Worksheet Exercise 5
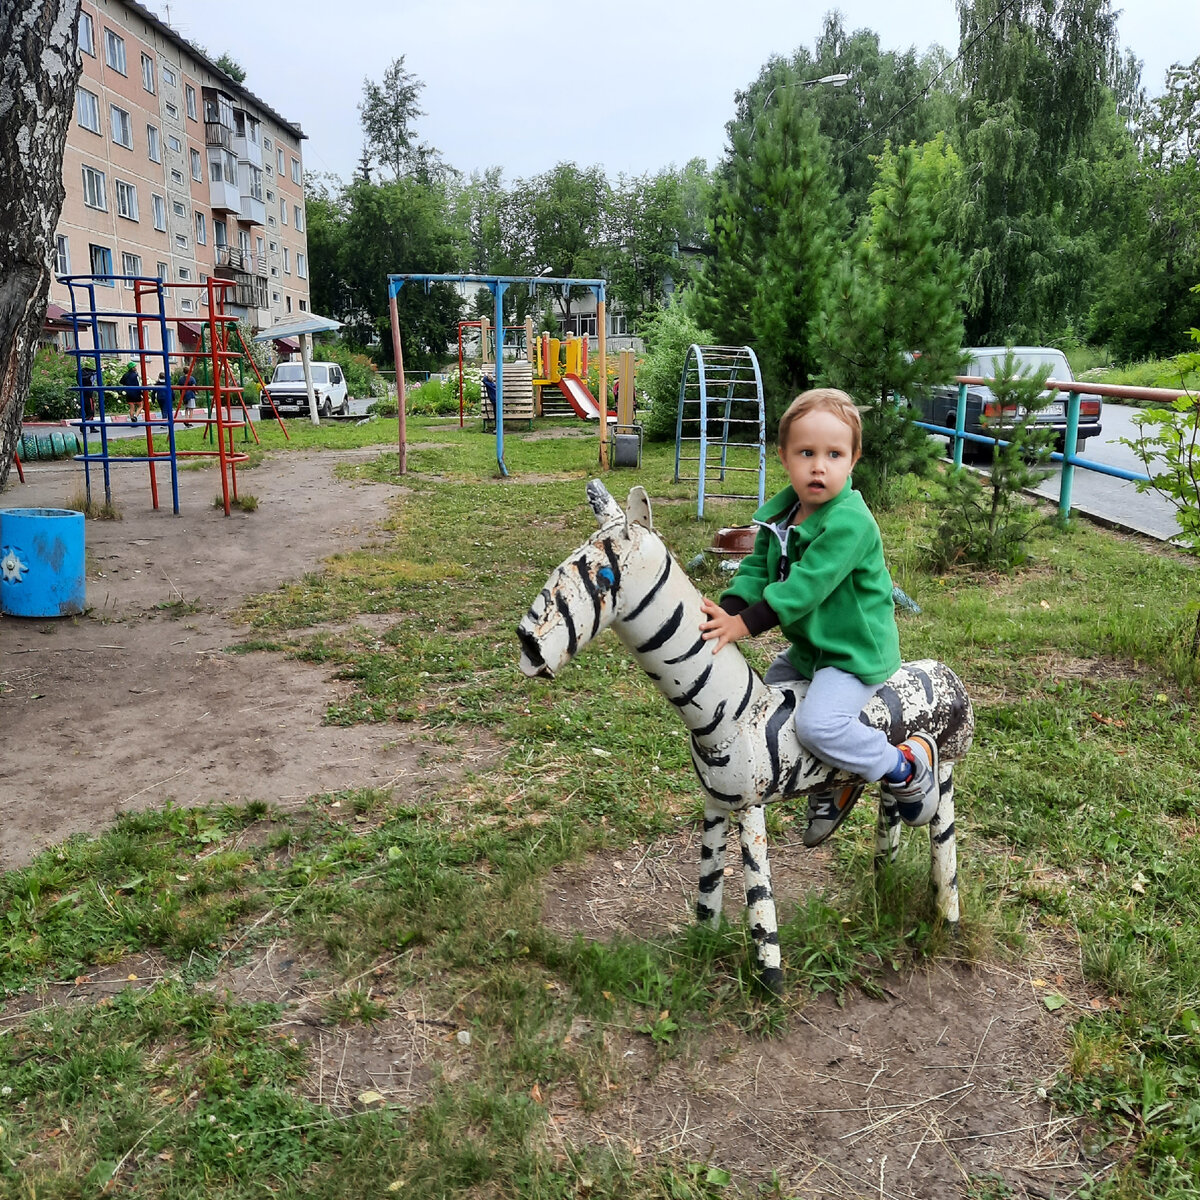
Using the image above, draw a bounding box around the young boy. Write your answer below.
[699,388,939,846]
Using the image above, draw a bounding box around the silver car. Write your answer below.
[913,346,1103,460]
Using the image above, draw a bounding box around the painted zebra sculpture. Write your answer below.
[517,480,975,992]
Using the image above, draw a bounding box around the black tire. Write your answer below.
[321,398,332,418]
[340,398,350,416]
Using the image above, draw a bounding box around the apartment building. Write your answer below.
[49,0,310,356]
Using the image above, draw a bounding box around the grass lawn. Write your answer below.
[3,415,1199,1197]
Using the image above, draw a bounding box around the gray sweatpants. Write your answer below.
[763,651,898,783]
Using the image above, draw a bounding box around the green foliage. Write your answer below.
[25,347,78,420]
[692,84,842,427]
[819,137,966,507]
[313,338,381,398]
[636,301,713,442]
[931,350,1057,568]
[357,55,445,183]
[213,52,246,82]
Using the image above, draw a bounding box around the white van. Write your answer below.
[264,362,350,417]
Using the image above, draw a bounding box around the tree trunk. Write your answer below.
[0,0,82,489]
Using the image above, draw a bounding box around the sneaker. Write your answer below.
[803,782,867,847]
[882,732,940,826]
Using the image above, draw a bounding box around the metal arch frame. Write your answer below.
[674,344,766,518]
[387,273,608,477]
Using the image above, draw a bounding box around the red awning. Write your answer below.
[43,303,78,330]
[177,319,202,343]
[273,336,300,352]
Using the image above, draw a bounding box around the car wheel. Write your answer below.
[321,398,332,418]
[340,398,350,416]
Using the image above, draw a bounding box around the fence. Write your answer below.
[914,377,1190,526]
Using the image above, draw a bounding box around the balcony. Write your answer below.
[239,193,266,226]
[214,245,267,276]
[208,175,241,214]
[205,121,232,150]
[232,130,263,169]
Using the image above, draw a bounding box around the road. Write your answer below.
[1029,404,1183,542]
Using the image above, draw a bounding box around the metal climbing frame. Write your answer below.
[673,345,766,518]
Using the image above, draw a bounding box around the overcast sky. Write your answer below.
[156,0,1196,183]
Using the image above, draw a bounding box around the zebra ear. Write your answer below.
[625,486,653,531]
[586,478,622,526]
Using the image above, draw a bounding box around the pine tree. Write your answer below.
[820,139,967,505]
[693,87,842,430]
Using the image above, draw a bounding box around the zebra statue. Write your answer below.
[517,481,975,992]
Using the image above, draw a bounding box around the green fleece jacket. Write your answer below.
[720,479,902,685]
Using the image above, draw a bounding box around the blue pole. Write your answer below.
[953,382,968,469]
[1058,390,1081,524]
[494,282,508,477]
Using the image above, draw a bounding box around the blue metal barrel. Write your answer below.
[0,508,86,617]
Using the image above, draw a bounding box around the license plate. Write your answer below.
[1043,403,1064,418]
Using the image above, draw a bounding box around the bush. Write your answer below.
[313,338,380,398]
[637,300,713,442]
[25,348,78,421]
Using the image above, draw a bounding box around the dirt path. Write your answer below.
[0,448,465,870]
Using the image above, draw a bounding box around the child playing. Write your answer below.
[699,388,939,846]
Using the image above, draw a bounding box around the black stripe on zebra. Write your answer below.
[670,664,713,709]
[625,553,672,623]
[763,690,797,791]
[875,683,905,736]
[750,926,780,946]
[700,780,744,806]
[601,539,622,594]
[692,741,731,768]
[573,554,604,640]
[741,841,763,872]
[664,636,706,665]
[702,813,725,831]
[554,593,577,656]
[935,821,956,845]
[746,885,773,905]
[636,601,684,654]
[911,665,936,704]
[732,668,755,720]
[693,700,727,738]
[698,869,724,894]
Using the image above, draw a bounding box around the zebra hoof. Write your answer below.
[758,966,785,996]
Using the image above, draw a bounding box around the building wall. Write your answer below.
[51,0,310,357]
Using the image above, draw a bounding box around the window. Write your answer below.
[263,136,272,152]
[272,291,280,303]
[55,235,70,277]
[82,164,106,210]
[190,148,202,181]
[199,273,209,306]
[110,104,132,148]
[89,243,114,282]
[283,248,290,274]
[180,297,195,312]
[270,265,278,277]
[157,261,169,282]
[255,235,264,256]
[141,53,155,93]
[172,200,186,217]
[285,295,292,313]
[175,233,189,250]
[103,28,126,73]
[208,154,223,183]
[277,147,285,174]
[296,252,306,279]
[97,321,118,349]
[238,230,250,255]
[121,251,141,287]
[162,64,177,86]
[299,299,308,311]
[280,198,287,225]
[195,211,206,245]
[146,124,161,162]
[268,239,277,252]
[293,204,303,231]
[77,88,101,133]
[214,219,227,246]
[114,178,139,221]
[247,166,263,202]
[78,11,94,55]
[290,157,301,184]
[185,85,197,120]
[267,216,276,228]
[178,266,191,280]
[170,168,184,185]
[266,188,274,202]
[128,323,141,351]
[167,134,182,153]
[165,101,179,121]
[152,193,166,230]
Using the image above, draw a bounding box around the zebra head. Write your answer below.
[517,480,654,678]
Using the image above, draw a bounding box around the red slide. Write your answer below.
[557,374,616,421]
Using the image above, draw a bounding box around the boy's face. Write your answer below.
[779,408,859,514]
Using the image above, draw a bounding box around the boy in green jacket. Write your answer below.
[699,388,939,846]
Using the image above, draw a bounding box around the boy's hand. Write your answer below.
[699,597,748,654]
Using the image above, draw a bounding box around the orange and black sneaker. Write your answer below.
[803,782,867,848]
[881,732,940,826]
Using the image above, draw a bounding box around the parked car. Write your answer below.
[262,361,350,417]
[909,346,1102,460]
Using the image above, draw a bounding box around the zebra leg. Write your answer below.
[739,805,783,994]
[695,800,729,928]
[874,789,902,869]
[928,763,960,923]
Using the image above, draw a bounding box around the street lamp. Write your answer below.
[761,73,851,112]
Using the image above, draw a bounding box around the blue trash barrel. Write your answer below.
[0,508,86,617]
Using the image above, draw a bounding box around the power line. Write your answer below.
[842,0,1024,158]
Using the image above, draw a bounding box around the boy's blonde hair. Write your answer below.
[777,388,862,459]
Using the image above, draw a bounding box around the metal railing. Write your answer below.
[914,377,1189,524]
